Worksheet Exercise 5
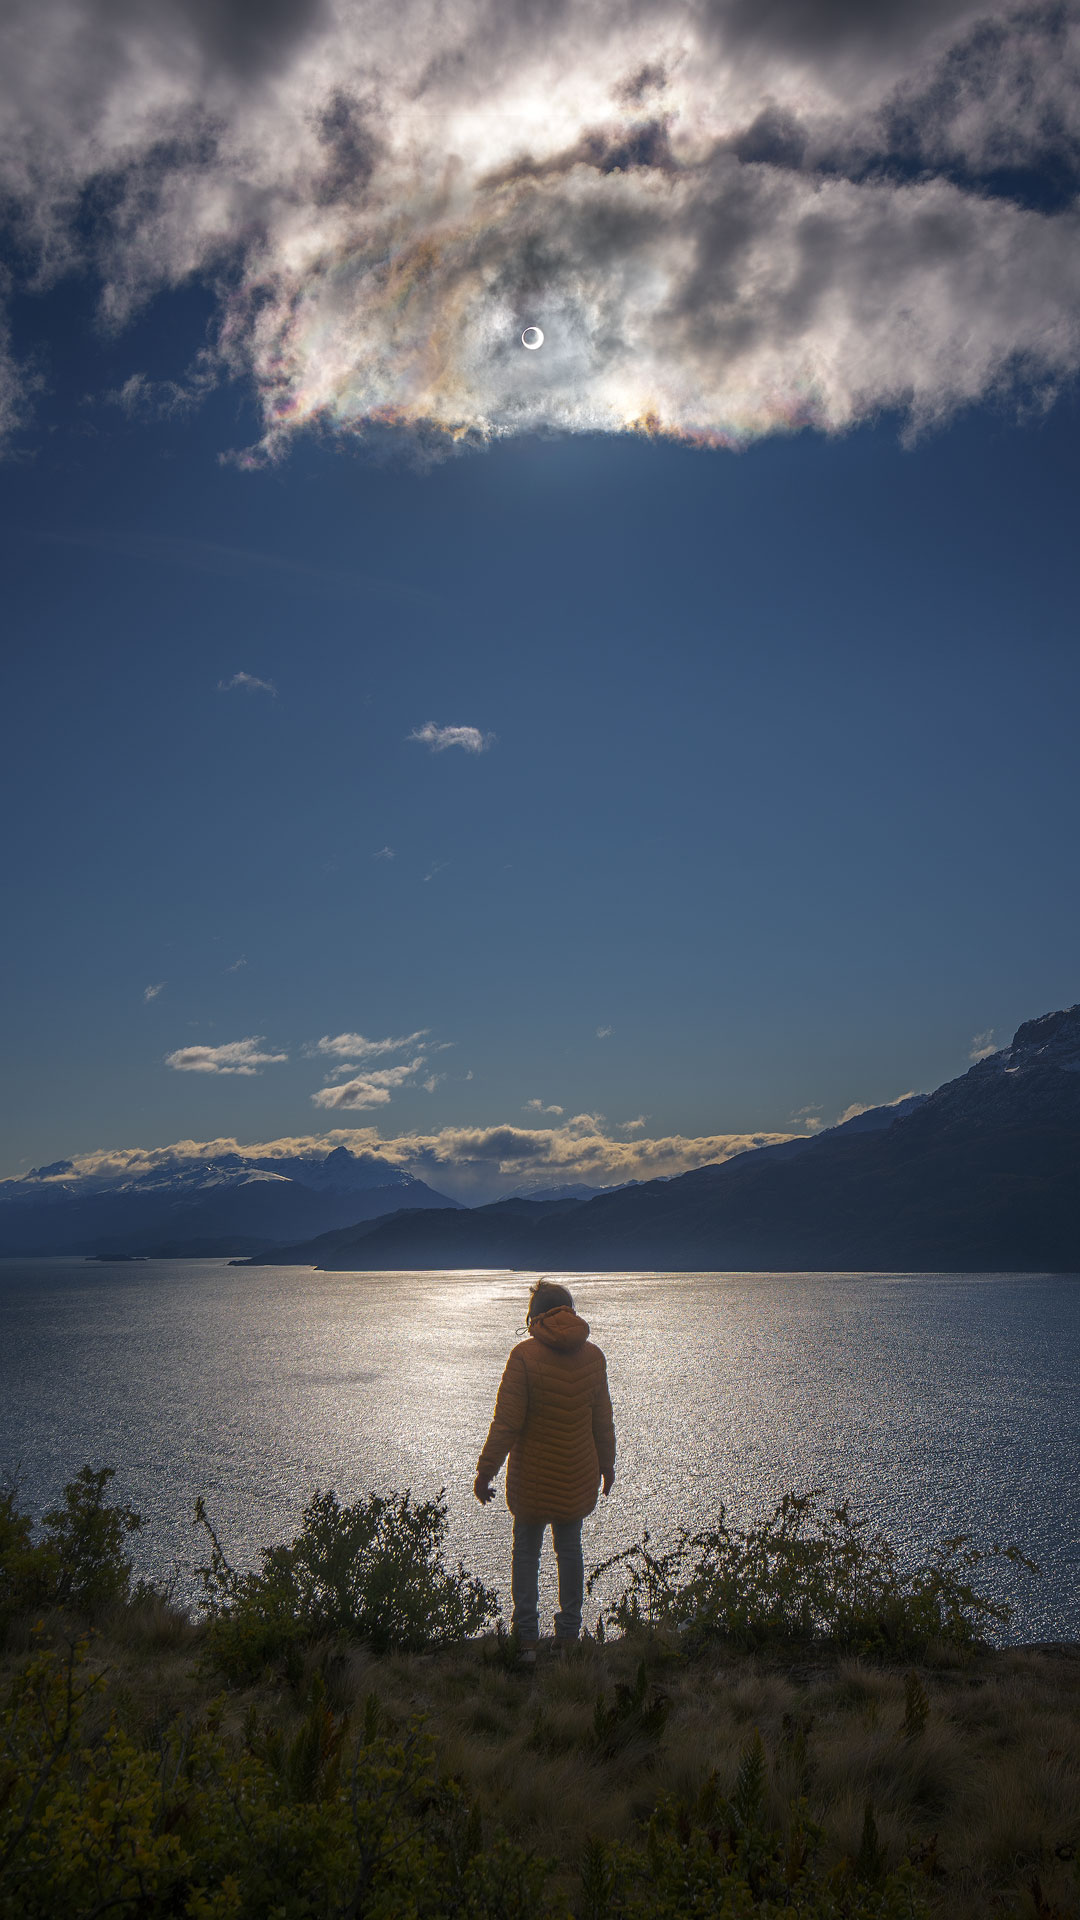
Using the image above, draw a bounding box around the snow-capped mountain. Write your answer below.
[0,1147,459,1257]
[247,1005,1080,1273]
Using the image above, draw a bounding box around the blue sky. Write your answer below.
[2,0,1079,1199]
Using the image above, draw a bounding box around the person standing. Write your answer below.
[474,1279,616,1660]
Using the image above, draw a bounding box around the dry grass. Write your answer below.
[3,1614,1078,1916]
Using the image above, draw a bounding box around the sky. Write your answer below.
[1,0,1079,1202]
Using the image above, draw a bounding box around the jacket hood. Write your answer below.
[530,1306,590,1352]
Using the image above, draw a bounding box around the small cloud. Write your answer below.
[619,1115,647,1132]
[143,982,165,1003]
[422,1074,444,1093]
[464,1069,474,1081]
[596,1025,613,1040]
[217,671,277,696]
[226,956,247,972]
[374,846,396,860]
[409,722,494,754]
[836,1089,920,1125]
[970,1029,997,1062]
[422,860,448,883]
[312,1057,424,1110]
[792,1104,824,1135]
[315,1030,427,1064]
[165,1036,287,1075]
[525,1098,564,1115]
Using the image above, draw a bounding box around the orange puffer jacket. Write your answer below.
[477,1307,616,1523]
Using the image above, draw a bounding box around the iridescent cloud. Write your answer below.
[3,0,1080,454]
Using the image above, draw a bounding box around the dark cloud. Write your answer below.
[1,0,1079,453]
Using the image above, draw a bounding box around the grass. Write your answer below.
[2,1472,1077,1916]
[3,1606,1076,1916]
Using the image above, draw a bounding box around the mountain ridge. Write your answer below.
[239,1009,1079,1272]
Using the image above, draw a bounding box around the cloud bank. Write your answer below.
[14,1117,796,1202]
[4,0,1080,454]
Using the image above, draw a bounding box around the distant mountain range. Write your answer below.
[0,1146,459,1257]
[241,1007,1080,1272]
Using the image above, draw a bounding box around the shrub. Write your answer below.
[0,1467,142,1641]
[578,1730,932,1917]
[195,1486,500,1678]
[588,1491,1038,1657]
[0,1637,560,1919]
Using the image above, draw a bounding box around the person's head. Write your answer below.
[526,1279,574,1325]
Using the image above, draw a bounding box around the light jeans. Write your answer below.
[511,1516,585,1643]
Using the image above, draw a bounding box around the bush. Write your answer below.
[588,1491,1038,1657]
[195,1486,500,1679]
[579,1731,931,1918]
[0,1637,559,1919]
[0,1467,142,1641]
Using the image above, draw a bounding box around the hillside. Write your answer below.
[244,1007,1080,1272]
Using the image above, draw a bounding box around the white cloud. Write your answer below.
[164,1036,287,1075]
[422,861,449,883]
[374,846,396,860]
[619,1115,647,1131]
[217,671,277,695]
[792,1105,825,1135]
[28,1118,798,1204]
[226,955,247,971]
[312,1057,424,1109]
[143,982,165,1002]
[315,1030,427,1065]
[525,1098,564,1115]
[835,1089,920,1125]
[4,3,1080,456]
[422,1073,444,1093]
[970,1029,997,1062]
[596,1025,613,1040]
[409,723,494,754]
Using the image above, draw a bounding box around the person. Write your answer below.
[474,1279,616,1659]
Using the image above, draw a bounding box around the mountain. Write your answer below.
[0,1147,460,1257]
[240,1010,1079,1272]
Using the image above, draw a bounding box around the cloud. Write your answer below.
[374,846,396,859]
[4,2,1080,456]
[969,1029,998,1061]
[164,1036,288,1075]
[835,1089,920,1124]
[595,1025,613,1040]
[525,1098,564,1115]
[143,982,165,1002]
[315,1030,427,1065]
[312,1057,425,1109]
[619,1115,647,1131]
[217,671,277,695]
[25,1117,798,1204]
[226,955,247,971]
[792,1104,825,1134]
[422,1073,444,1093]
[409,723,494,754]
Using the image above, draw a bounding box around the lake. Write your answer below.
[1,1259,1077,1642]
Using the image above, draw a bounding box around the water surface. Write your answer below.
[1,1260,1076,1641]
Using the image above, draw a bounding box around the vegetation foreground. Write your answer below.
[1,1470,1077,1918]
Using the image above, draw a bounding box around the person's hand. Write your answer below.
[602,1470,615,1497]
[474,1475,496,1505]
